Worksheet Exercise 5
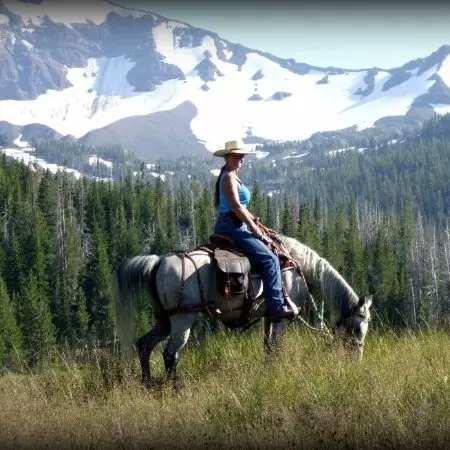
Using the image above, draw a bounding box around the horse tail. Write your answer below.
[114,254,161,357]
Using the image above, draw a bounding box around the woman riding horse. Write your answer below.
[114,141,373,387]
[213,139,295,322]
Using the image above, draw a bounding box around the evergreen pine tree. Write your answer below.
[19,272,55,367]
[296,202,321,251]
[0,276,23,370]
[250,181,266,225]
[196,184,214,245]
[265,195,278,230]
[83,220,114,346]
[373,216,400,326]
[281,194,296,237]
[397,197,416,326]
[343,203,366,293]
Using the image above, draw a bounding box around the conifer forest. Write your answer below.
[0,114,449,370]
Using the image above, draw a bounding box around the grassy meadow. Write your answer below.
[0,328,449,449]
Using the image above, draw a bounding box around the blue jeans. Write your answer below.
[214,214,285,316]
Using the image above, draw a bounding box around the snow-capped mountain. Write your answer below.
[1,0,450,160]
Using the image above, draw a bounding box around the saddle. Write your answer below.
[170,234,300,329]
[206,235,258,328]
[207,234,295,328]
[209,234,295,275]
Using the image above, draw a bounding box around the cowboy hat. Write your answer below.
[213,140,254,157]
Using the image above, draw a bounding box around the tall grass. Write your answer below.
[0,329,449,449]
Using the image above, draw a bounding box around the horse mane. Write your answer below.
[279,235,359,316]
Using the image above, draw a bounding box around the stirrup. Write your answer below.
[267,307,296,322]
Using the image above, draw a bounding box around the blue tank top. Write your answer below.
[219,171,251,212]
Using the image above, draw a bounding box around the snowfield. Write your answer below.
[1,146,83,178]
[0,0,449,154]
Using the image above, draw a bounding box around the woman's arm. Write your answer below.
[222,173,263,238]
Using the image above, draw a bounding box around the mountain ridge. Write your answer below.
[1,0,450,159]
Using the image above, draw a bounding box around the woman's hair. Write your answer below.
[214,164,227,208]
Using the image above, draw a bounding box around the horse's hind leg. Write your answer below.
[163,313,197,386]
[136,318,170,388]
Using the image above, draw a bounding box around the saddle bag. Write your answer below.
[213,249,251,296]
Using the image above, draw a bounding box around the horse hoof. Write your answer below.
[141,379,153,390]
[171,377,184,392]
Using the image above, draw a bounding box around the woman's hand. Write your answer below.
[252,227,264,240]
[259,223,277,235]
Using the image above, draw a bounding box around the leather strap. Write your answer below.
[177,250,209,311]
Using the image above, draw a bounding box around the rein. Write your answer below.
[263,233,333,337]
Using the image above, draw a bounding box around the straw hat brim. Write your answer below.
[213,148,254,157]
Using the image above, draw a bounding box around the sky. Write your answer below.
[117,0,450,70]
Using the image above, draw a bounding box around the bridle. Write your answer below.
[335,307,371,350]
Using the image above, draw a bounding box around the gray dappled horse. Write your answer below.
[114,235,372,387]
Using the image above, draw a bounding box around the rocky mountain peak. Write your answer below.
[0,0,449,159]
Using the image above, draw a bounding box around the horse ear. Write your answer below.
[359,295,373,308]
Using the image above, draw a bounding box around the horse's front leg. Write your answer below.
[136,319,170,389]
[263,317,273,357]
[263,317,289,360]
[163,313,197,389]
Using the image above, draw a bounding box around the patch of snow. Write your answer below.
[406,67,420,76]
[338,65,437,132]
[328,146,356,156]
[1,147,82,179]
[0,56,158,138]
[437,54,450,87]
[282,152,309,160]
[150,172,166,181]
[13,134,30,148]
[21,39,34,51]
[222,48,233,60]
[8,33,16,46]
[1,147,36,165]
[89,155,113,168]
[349,69,377,97]
[154,22,212,74]
[329,146,368,156]
[210,169,221,176]
[0,14,9,25]
[433,105,450,115]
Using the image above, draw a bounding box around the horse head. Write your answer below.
[334,295,372,356]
